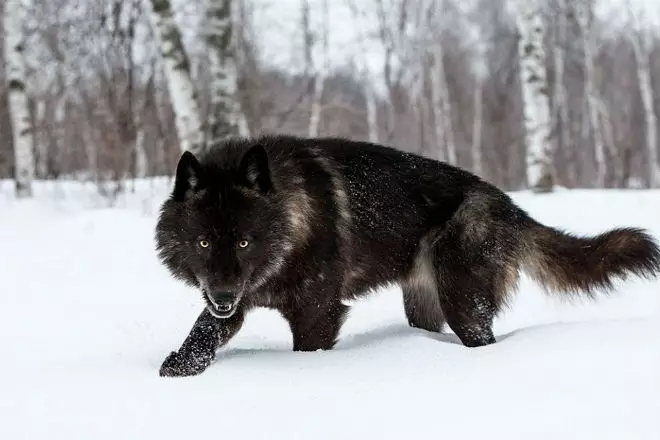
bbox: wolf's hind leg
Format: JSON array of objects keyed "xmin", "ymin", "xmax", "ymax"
[
  {"xmin": 160, "ymin": 307, "xmax": 245, "ymax": 377},
  {"xmin": 402, "ymin": 235, "xmax": 446, "ymax": 332},
  {"xmin": 401, "ymin": 284, "xmax": 445, "ymax": 332},
  {"xmin": 431, "ymin": 231, "xmax": 502, "ymax": 347},
  {"xmin": 438, "ymin": 284, "xmax": 497, "ymax": 348}
]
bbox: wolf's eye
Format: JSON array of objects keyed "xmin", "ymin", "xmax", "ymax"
[
  {"xmin": 199, "ymin": 240, "xmax": 210, "ymax": 248},
  {"xmin": 238, "ymin": 240, "xmax": 249, "ymax": 249}
]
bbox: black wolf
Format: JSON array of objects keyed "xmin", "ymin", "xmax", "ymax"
[{"xmin": 155, "ymin": 135, "xmax": 660, "ymax": 377}]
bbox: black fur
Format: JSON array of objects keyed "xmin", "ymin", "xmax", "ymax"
[{"xmin": 156, "ymin": 135, "xmax": 660, "ymax": 376}]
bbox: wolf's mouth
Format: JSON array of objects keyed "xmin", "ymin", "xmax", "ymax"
[{"xmin": 202, "ymin": 290, "xmax": 239, "ymax": 318}]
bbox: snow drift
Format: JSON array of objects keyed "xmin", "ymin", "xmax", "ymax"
[{"xmin": 0, "ymin": 181, "xmax": 658, "ymax": 440}]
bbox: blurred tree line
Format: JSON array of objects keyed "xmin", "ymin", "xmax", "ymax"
[{"xmin": 1, "ymin": 0, "xmax": 660, "ymax": 198}]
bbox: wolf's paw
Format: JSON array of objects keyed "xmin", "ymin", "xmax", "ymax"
[{"xmin": 159, "ymin": 350, "xmax": 210, "ymax": 377}]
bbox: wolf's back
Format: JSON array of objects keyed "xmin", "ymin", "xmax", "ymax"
[{"xmin": 521, "ymin": 221, "xmax": 660, "ymax": 297}]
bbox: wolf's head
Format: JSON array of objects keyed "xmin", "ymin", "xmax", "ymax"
[{"xmin": 156, "ymin": 144, "xmax": 291, "ymax": 318}]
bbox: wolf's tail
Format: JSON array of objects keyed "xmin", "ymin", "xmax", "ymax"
[{"xmin": 521, "ymin": 222, "xmax": 660, "ymax": 297}]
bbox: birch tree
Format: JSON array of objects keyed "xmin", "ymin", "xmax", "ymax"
[
  {"xmin": 347, "ymin": 0, "xmax": 378, "ymax": 143},
  {"xmin": 430, "ymin": 42, "xmax": 455, "ymax": 164},
  {"xmin": 514, "ymin": 0, "xmax": 553, "ymax": 192},
  {"xmin": 471, "ymin": 79, "xmax": 484, "ymax": 176},
  {"xmin": 230, "ymin": 0, "xmax": 259, "ymax": 135},
  {"xmin": 575, "ymin": 0, "xmax": 606, "ymax": 187},
  {"xmin": 4, "ymin": 0, "xmax": 34, "ymax": 197},
  {"xmin": 552, "ymin": 0, "xmax": 573, "ymax": 184},
  {"xmin": 428, "ymin": 1, "xmax": 456, "ymax": 164},
  {"xmin": 305, "ymin": 0, "xmax": 329, "ymax": 138},
  {"xmin": 627, "ymin": 1, "xmax": 660, "ymax": 188},
  {"xmin": 470, "ymin": 20, "xmax": 487, "ymax": 177},
  {"xmin": 206, "ymin": 0, "xmax": 244, "ymax": 144},
  {"xmin": 145, "ymin": 0, "xmax": 203, "ymax": 153},
  {"xmin": 374, "ymin": 0, "xmax": 407, "ymax": 143},
  {"xmin": 364, "ymin": 85, "xmax": 379, "ymax": 143}
]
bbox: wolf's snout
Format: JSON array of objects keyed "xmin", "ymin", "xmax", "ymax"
[
  {"xmin": 210, "ymin": 293, "xmax": 236, "ymax": 308},
  {"xmin": 204, "ymin": 291, "xmax": 240, "ymax": 318}
]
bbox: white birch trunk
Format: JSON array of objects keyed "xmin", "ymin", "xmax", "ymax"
[
  {"xmin": 79, "ymin": 100, "xmax": 99, "ymax": 182},
  {"xmin": 598, "ymin": 102, "xmax": 623, "ymax": 186},
  {"xmin": 35, "ymin": 100, "xmax": 47, "ymax": 178},
  {"xmin": 206, "ymin": 0, "xmax": 243, "ymax": 144},
  {"xmin": 576, "ymin": 1, "xmax": 606, "ymax": 187},
  {"xmin": 553, "ymin": 0, "xmax": 573, "ymax": 184},
  {"xmin": 306, "ymin": 0, "xmax": 328, "ymax": 138},
  {"xmin": 365, "ymin": 86, "xmax": 378, "ymax": 143},
  {"xmin": 514, "ymin": 0, "xmax": 553, "ymax": 192},
  {"xmin": 430, "ymin": 68, "xmax": 444, "ymax": 162},
  {"xmin": 308, "ymin": 75, "xmax": 325, "ymax": 137},
  {"xmin": 375, "ymin": 0, "xmax": 398, "ymax": 143},
  {"xmin": 347, "ymin": 0, "xmax": 379, "ymax": 143},
  {"xmin": 236, "ymin": 111, "xmax": 250, "ymax": 137},
  {"xmin": 4, "ymin": 0, "xmax": 34, "ymax": 197},
  {"xmin": 635, "ymin": 54, "xmax": 660, "ymax": 188},
  {"xmin": 135, "ymin": 128, "xmax": 147, "ymax": 178},
  {"xmin": 471, "ymin": 82, "xmax": 483, "ymax": 176},
  {"xmin": 629, "ymin": 30, "xmax": 660, "ymax": 187},
  {"xmin": 145, "ymin": 0, "xmax": 203, "ymax": 153},
  {"xmin": 431, "ymin": 43, "xmax": 455, "ymax": 163}
]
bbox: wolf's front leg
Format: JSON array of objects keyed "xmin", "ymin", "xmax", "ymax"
[
  {"xmin": 160, "ymin": 307, "xmax": 245, "ymax": 377},
  {"xmin": 286, "ymin": 298, "xmax": 349, "ymax": 352}
]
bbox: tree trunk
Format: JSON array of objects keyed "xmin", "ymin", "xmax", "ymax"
[
  {"xmin": 553, "ymin": 0, "xmax": 574, "ymax": 186},
  {"xmin": 598, "ymin": 102, "xmax": 622, "ymax": 187},
  {"xmin": 630, "ymin": 39, "xmax": 660, "ymax": 188},
  {"xmin": 4, "ymin": 0, "xmax": 34, "ymax": 197},
  {"xmin": 430, "ymin": 42, "xmax": 455, "ymax": 164},
  {"xmin": 626, "ymin": 2, "xmax": 660, "ymax": 187},
  {"xmin": 576, "ymin": 1, "xmax": 606, "ymax": 188},
  {"xmin": 635, "ymin": 54, "xmax": 660, "ymax": 188},
  {"xmin": 365, "ymin": 86, "xmax": 378, "ymax": 143},
  {"xmin": 34, "ymin": 100, "xmax": 48, "ymax": 178},
  {"xmin": 472, "ymin": 82, "xmax": 483, "ymax": 176},
  {"xmin": 206, "ymin": 0, "xmax": 242, "ymax": 144},
  {"xmin": 134, "ymin": 128, "xmax": 147, "ymax": 178},
  {"xmin": 514, "ymin": 0, "xmax": 553, "ymax": 192},
  {"xmin": 308, "ymin": 75, "xmax": 325, "ymax": 137},
  {"xmin": 145, "ymin": 0, "xmax": 203, "ymax": 153},
  {"xmin": 347, "ymin": 0, "xmax": 379, "ymax": 143},
  {"xmin": 306, "ymin": 0, "xmax": 328, "ymax": 138}
]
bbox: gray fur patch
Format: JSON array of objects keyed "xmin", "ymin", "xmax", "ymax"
[
  {"xmin": 285, "ymin": 189, "xmax": 313, "ymax": 246},
  {"xmin": 401, "ymin": 235, "xmax": 445, "ymax": 332},
  {"xmin": 310, "ymin": 147, "xmax": 354, "ymax": 296},
  {"xmin": 249, "ymin": 248, "xmax": 288, "ymax": 292},
  {"xmin": 310, "ymin": 147, "xmax": 352, "ymax": 235}
]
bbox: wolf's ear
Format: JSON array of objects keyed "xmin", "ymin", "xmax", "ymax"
[
  {"xmin": 173, "ymin": 151, "xmax": 205, "ymax": 200},
  {"xmin": 238, "ymin": 144, "xmax": 272, "ymax": 193}
]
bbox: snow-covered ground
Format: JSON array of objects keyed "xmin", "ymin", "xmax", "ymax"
[{"xmin": 0, "ymin": 180, "xmax": 658, "ymax": 440}]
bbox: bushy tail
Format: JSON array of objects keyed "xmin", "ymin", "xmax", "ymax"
[{"xmin": 522, "ymin": 223, "xmax": 660, "ymax": 297}]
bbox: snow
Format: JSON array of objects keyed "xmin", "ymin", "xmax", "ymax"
[{"xmin": 1, "ymin": 181, "xmax": 659, "ymax": 439}]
